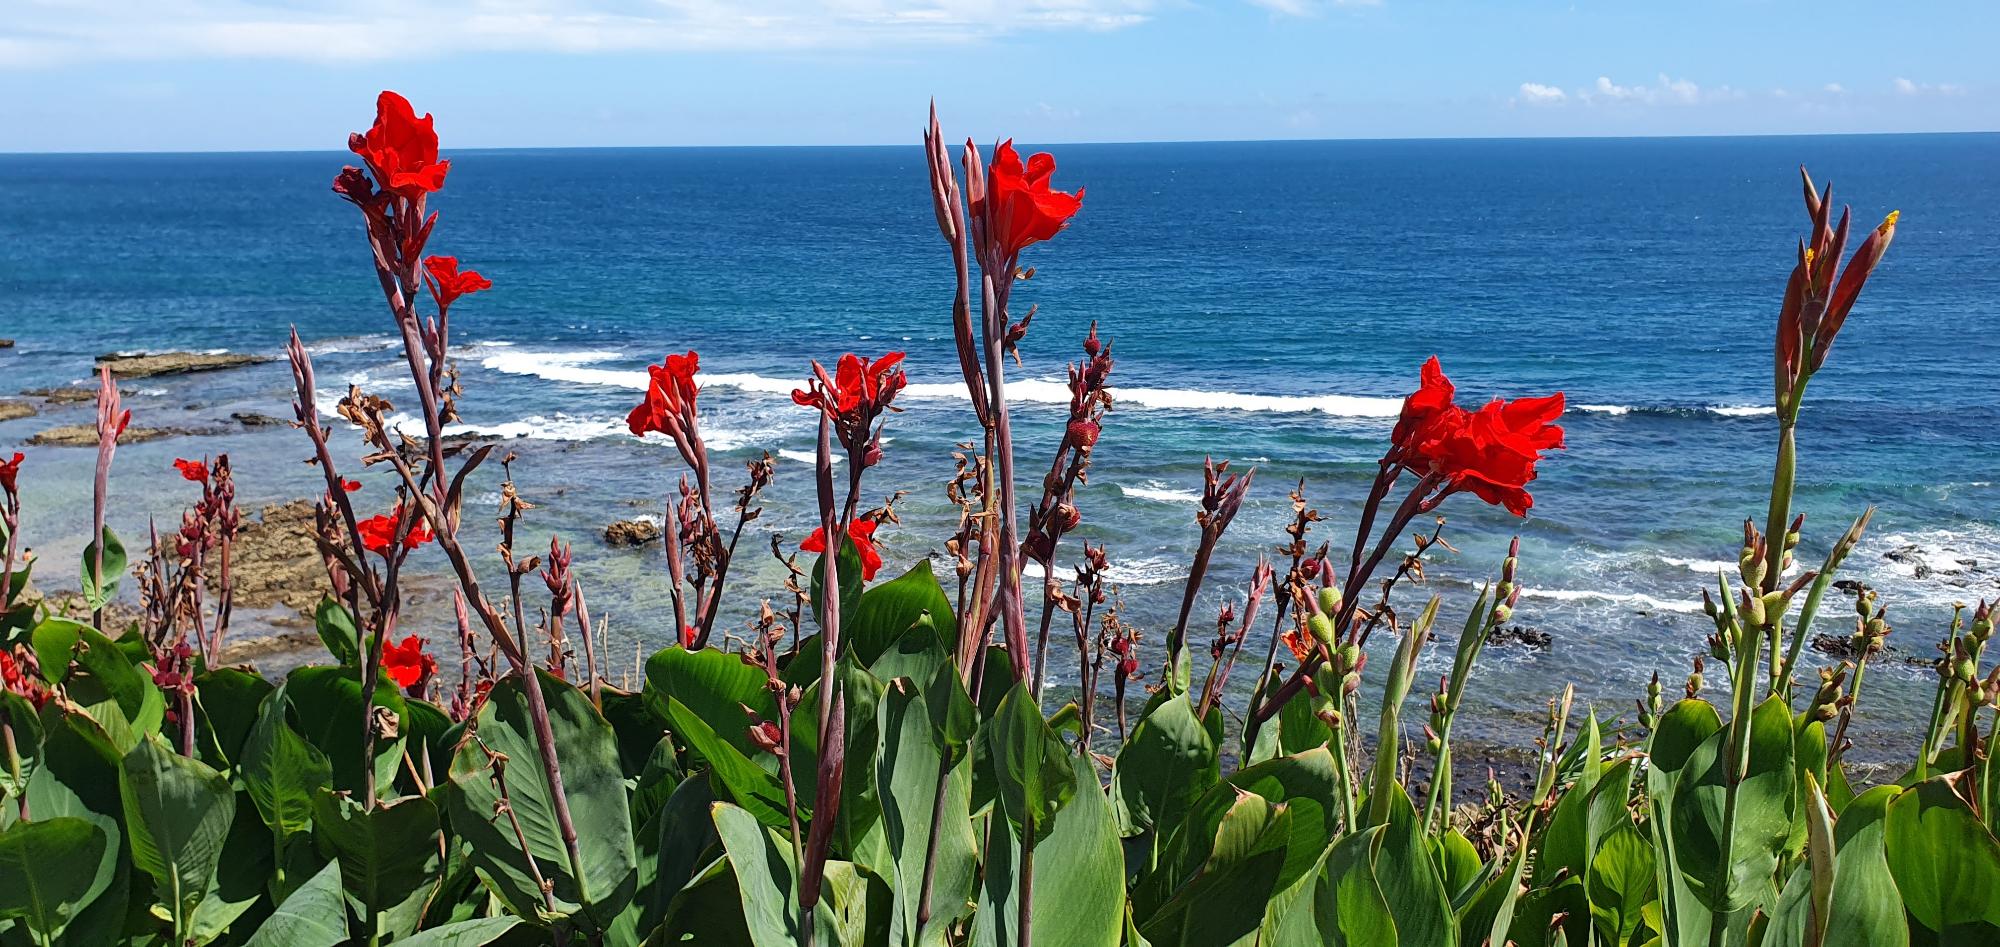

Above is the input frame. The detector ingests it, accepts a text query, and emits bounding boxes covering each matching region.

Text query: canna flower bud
[1492,602,1513,624]
[1317,585,1342,618]
[1309,612,1338,650]
[1972,601,1993,643]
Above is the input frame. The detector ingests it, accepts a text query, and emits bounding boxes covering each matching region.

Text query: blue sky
[2,1,1993,151]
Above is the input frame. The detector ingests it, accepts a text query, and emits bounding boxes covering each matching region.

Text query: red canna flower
[0,452,21,494]
[349,91,450,198]
[627,351,701,438]
[381,635,439,691]
[974,141,1084,261]
[1391,359,1564,517]
[341,479,363,493]
[422,256,491,311]
[680,624,700,649]
[791,352,907,460]
[2,646,49,709]
[1391,356,1457,450]
[173,458,209,484]
[800,519,884,582]
[356,506,435,555]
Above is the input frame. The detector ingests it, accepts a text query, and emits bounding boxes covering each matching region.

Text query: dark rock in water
[1883,544,1923,565]
[1812,634,1864,660]
[0,400,35,422]
[22,386,99,404]
[232,411,289,427]
[0,339,13,349]
[26,422,209,447]
[604,518,662,547]
[96,351,267,378]
[1833,579,1866,595]
[1486,624,1551,650]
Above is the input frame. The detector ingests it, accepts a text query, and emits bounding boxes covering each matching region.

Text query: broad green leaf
[1647,698,1722,947]
[70,626,165,753]
[445,670,637,931]
[1137,746,1342,922]
[1884,776,2000,933]
[662,694,795,828]
[243,860,348,947]
[973,754,1124,947]
[711,801,854,947]
[877,676,978,946]
[312,596,360,666]
[242,684,333,849]
[0,816,108,938]
[393,916,528,946]
[0,692,42,800]
[192,666,272,770]
[80,525,127,611]
[1138,792,1294,946]
[1110,693,1218,839]
[28,617,86,684]
[18,705,126,945]
[645,644,779,759]
[311,791,440,941]
[1322,826,1397,947]
[119,732,235,939]
[1823,785,1906,947]
[284,663,406,795]
[987,680,1075,836]
[1372,783,1456,947]
[1433,829,1483,907]
[1589,823,1657,946]
[847,561,956,668]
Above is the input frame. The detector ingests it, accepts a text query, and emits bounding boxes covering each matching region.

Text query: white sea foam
[480,351,1407,416]
[1118,481,1201,503]
[777,449,844,466]
[1021,556,1184,587]
[1576,403,1776,418]
[304,335,400,355]
[1519,588,1706,615]
[1660,555,1800,578]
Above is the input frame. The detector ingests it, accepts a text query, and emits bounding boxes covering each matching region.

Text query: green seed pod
[1308,612,1337,650]
[1316,586,1342,618]
[1336,642,1360,673]
[1493,603,1514,623]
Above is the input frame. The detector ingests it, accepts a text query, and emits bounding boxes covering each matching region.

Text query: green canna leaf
[119,732,234,942]
[242,859,348,947]
[310,791,441,941]
[0,816,108,940]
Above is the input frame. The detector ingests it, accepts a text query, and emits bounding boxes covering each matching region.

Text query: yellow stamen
[1881,209,1900,231]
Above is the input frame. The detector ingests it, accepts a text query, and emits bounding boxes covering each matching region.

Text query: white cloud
[0,0,1159,66]
[1823,82,1845,94]
[1582,73,1706,105]
[1515,82,1567,106]
[1894,77,1966,96]
[1246,0,1380,15]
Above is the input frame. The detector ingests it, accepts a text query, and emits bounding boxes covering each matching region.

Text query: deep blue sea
[4,134,1997,762]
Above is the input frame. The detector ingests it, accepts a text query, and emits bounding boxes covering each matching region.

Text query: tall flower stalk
[319,92,588,896]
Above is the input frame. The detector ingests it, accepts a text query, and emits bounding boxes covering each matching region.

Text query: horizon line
[4,127,1994,158]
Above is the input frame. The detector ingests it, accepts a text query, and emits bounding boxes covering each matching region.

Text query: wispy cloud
[1514,82,1566,106]
[1245,0,1381,16]
[1515,74,1760,108]
[0,0,1158,67]
[1893,77,1965,96]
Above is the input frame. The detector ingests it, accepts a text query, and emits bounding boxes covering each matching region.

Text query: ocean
[3,134,1997,761]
